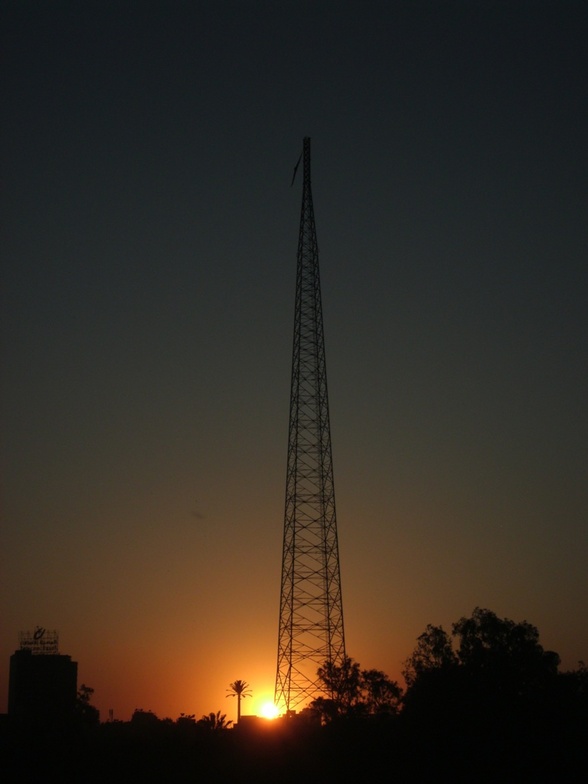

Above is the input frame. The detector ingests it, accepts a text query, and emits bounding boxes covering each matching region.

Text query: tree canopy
[310,656,402,722]
[401,607,565,738]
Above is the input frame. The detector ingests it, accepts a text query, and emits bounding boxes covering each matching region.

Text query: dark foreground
[2,713,586,784]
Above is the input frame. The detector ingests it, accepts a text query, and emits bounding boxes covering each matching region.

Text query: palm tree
[226,679,252,723]
[197,710,232,731]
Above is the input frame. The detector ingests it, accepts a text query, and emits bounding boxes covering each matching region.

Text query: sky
[1,0,587,723]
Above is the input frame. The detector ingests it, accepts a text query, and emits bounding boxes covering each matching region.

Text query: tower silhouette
[274,137,346,714]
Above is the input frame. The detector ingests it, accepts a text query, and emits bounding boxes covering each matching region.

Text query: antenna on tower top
[290,150,302,187]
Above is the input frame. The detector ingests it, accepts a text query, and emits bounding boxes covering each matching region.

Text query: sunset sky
[2,0,587,723]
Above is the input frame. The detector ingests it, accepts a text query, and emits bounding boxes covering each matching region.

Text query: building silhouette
[274,138,346,714]
[8,628,77,725]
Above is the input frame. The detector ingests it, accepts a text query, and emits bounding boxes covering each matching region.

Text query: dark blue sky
[2,0,587,721]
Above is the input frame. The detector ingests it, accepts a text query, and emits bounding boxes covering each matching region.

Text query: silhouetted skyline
[1,1,587,722]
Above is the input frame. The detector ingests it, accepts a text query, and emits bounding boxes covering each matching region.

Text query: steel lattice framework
[274,137,346,714]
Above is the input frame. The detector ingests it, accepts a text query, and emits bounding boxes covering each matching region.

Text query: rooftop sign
[19,626,59,655]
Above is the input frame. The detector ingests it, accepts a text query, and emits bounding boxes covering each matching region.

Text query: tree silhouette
[310,657,402,721]
[402,607,563,741]
[453,606,560,684]
[402,624,457,687]
[398,608,582,779]
[226,679,252,723]
[317,657,362,716]
[197,710,232,731]
[130,709,160,727]
[361,668,403,716]
[75,683,100,726]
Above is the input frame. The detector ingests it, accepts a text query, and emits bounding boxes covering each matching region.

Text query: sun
[259,701,279,720]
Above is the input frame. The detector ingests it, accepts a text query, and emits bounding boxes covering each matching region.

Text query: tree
[310,657,402,721]
[402,608,562,735]
[130,709,160,727]
[361,668,403,716]
[317,657,362,716]
[452,607,560,691]
[176,713,196,733]
[401,625,464,727]
[226,679,251,723]
[306,695,339,724]
[402,624,457,687]
[75,683,100,726]
[176,712,196,725]
[197,710,232,731]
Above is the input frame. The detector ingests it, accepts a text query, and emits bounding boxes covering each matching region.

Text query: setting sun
[259,701,279,720]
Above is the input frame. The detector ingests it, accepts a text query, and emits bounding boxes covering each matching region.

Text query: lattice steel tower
[274,137,346,714]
